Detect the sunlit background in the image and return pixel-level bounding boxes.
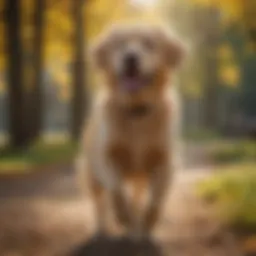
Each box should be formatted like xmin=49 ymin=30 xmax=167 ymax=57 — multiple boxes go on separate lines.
xmin=0 ymin=0 xmax=255 ymax=255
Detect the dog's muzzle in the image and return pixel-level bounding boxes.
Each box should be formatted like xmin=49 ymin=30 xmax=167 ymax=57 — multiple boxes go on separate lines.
xmin=120 ymin=53 xmax=149 ymax=93
xmin=124 ymin=53 xmax=139 ymax=77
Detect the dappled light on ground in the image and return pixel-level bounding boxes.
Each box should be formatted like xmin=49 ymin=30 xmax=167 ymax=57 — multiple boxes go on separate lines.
xmin=0 ymin=171 xmax=242 ymax=256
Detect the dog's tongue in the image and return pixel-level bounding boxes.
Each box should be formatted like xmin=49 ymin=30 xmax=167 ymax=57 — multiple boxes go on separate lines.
xmin=122 ymin=78 xmax=143 ymax=92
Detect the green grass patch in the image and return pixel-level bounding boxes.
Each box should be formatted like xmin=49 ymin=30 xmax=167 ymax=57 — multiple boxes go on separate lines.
xmin=197 ymin=163 xmax=256 ymax=233
xmin=212 ymin=140 xmax=256 ymax=164
xmin=0 ymin=141 xmax=78 ymax=174
xmin=184 ymin=129 xmax=221 ymax=142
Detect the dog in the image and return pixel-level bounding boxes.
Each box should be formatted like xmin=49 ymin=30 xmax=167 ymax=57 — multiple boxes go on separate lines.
xmin=80 ymin=23 xmax=186 ymax=238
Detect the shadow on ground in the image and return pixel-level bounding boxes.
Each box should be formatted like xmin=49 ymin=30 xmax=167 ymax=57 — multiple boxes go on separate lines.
xmin=70 ymin=235 xmax=163 ymax=256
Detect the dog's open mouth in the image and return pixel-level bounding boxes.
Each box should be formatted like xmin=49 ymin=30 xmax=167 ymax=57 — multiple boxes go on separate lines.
xmin=121 ymin=76 xmax=145 ymax=92
xmin=120 ymin=74 xmax=153 ymax=93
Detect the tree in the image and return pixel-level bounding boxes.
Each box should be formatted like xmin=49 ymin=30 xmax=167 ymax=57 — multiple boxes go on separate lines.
xmin=161 ymin=0 xmax=222 ymax=131
xmin=243 ymin=0 xmax=256 ymax=44
xmin=198 ymin=7 xmax=221 ymax=130
xmin=5 ymin=0 xmax=27 ymax=148
xmin=71 ymin=0 xmax=87 ymax=139
xmin=193 ymin=0 xmax=256 ymax=44
xmin=26 ymin=0 xmax=46 ymax=143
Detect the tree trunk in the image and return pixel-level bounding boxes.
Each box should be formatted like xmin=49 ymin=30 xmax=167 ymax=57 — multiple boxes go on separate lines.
xmin=5 ymin=0 xmax=27 ymax=148
xmin=203 ymin=46 xmax=219 ymax=129
xmin=202 ymin=7 xmax=220 ymax=130
xmin=26 ymin=0 xmax=45 ymax=143
xmin=71 ymin=0 xmax=87 ymax=140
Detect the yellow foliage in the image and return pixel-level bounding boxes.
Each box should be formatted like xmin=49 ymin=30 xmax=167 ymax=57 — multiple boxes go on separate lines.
xmin=44 ymin=42 xmax=72 ymax=68
xmin=85 ymin=0 xmax=161 ymax=42
xmin=192 ymin=0 xmax=244 ymax=22
xmin=23 ymin=0 xmax=34 ymax=12
xmin=218 ymin=0 xmax=244 ymax=21
xmin=50 ymin=65 xmax=72 ymax=102
xmin=85 ymin=0 xmax=127 ymax=40
xmin=46 ymin=9 xmax=73 ymax=35
xmin=44 ymin=2 xmax=73 ymax=66
xmin=21 ymin=0 xmax=34 ymax=47
xmin=219 ymin=65 xmax=240 ymax=87
xmin=218 ymin=44 xmax=234 ymax=60
xmin=54 ymin=71 xmax=70 ymax=88
xmin=184 ymin=81 xmax=203 ymax=98
xmin=0 ymin=0 xmax=4 ymax=12
xmin=245 ymin=41 xmax=256 ymax=55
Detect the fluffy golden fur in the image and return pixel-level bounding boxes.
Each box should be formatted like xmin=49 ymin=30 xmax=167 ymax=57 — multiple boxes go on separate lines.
xmin=79 ymin=23 xmax=185 ymax=238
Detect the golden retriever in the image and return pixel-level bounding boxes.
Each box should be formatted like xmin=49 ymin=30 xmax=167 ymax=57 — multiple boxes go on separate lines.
xmin=80 ymin=23 xmax=186 ymax=238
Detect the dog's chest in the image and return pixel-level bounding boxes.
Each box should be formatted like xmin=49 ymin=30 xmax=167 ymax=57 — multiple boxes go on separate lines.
xmin=106 ymin=116 xmax=169 ymax=172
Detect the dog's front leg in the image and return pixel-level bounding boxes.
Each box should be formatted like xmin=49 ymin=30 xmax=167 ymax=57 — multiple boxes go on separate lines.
xmin=112 ymin=186 xmax=132 ymax=228
xmin=143 ymin=167 xmax=171 ymax=234
xmin=89 ymin=175 xmax=109 ymax=235
xmin=107 ymin=144 xmax=133 ymax=229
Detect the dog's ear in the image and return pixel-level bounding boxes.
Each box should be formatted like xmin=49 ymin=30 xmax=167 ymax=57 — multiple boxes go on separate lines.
xmin=91 ymin=26 xmax=118 ymax=70
xmin=90 ymin=33 xmax=109 ymax=70
xmin=158 ymin=28 xmax=187 ymax=69
xmin=90 ymin=24 xmax=122 ymax=70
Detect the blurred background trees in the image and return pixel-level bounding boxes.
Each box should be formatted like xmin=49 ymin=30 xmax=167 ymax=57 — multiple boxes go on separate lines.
xmin=5 ymin=0 xmax=26 ymax=148
xmin=71 ymin=0 xmax=86 ymax=140
xmin=0 ymin=0 xmax=255 ymax=149
xmin=159 ymin=0 xmax=256 ymax=138
xmin=1 ymin=0 xmax=84 ymax=148
xmin=26 ymin=0 xmax=45 ymax=144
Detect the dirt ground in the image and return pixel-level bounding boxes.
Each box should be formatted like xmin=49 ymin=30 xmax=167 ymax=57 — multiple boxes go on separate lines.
xmin=0 ymin=167 xmax=244 ymax=256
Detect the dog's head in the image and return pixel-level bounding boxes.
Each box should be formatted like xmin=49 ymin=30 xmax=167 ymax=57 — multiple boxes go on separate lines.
xmin=92 ymin=24 xmax=186 ymax=107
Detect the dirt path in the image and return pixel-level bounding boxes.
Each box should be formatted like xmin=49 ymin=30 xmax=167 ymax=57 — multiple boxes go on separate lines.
xmin=0 ymin=168 xmax=243 ymax=256
xmin=155 ymin=170 xmax=241 ymax=256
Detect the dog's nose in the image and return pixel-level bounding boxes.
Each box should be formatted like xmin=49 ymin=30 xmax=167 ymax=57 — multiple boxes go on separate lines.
xmin=124 ymin=53 xmax=138 ymax=75
xmin=125 ymin=53 xmax=137 ymax=67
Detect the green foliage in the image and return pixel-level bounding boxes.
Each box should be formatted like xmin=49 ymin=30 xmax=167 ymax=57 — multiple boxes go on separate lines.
xmin=197 ymin=163 xmax=256 ymax=233
xmin=212 ymin=140 xmax=256 ymax=164
xmin=0 ymin=141 xmax=77 ymax=174
xmin=184 ymin=128 xmax=221 ymax=142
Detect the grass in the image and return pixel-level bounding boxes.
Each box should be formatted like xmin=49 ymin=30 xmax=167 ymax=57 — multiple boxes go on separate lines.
xmin=184 ymin=129 xmax=256 ymax=164
xmin=212 ymin=140 xmax=256 ymax=164
xmin=0 ymin=141 xmax=78 ymax=174
xmin=197 ymin=162 xmax=256 ymax=234
xmin=184 ymin=129 xmax=221 ymax=142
